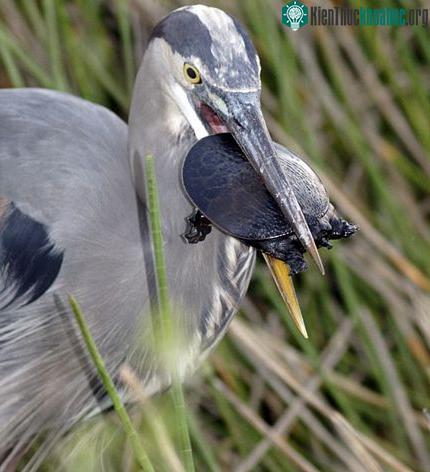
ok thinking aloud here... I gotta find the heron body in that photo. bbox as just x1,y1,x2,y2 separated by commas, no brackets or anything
0,5,354,466
0,85,253,463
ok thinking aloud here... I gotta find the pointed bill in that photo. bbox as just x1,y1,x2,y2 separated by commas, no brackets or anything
221,93,325,275
286,192,325,275
263,254,308,339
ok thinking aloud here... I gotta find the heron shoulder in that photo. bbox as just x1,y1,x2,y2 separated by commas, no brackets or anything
0,88,127,156
0,88,131,224
0,87,143,304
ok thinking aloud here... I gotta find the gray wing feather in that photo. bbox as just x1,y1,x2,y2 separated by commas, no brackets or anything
0,89,148,463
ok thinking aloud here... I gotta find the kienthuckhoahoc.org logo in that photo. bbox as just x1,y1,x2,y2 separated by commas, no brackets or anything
282,1,308,31
281,3,429,30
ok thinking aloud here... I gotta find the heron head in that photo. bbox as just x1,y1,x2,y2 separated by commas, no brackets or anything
145,5,323,273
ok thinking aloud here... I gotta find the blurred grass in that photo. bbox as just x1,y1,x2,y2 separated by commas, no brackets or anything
69,295,155,472
144,152,194,472
1,0,429,470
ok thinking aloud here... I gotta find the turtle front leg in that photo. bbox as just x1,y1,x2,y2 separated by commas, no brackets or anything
183,209,212,244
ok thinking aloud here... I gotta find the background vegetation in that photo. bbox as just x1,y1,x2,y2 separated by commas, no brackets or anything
1,0,429,470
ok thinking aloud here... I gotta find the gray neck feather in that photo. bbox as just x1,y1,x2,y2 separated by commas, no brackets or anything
126,43,255,377
128,44,197,236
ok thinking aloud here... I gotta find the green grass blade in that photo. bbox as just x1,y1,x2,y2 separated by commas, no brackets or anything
144,153,195,472
69,296,155,472
0,43,24,87
43,0,68,91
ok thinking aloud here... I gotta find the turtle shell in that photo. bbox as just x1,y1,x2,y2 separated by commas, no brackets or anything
182,133,329,242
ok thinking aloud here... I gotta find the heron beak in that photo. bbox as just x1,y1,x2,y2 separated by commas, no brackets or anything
223,93,324,275
263,254,308,338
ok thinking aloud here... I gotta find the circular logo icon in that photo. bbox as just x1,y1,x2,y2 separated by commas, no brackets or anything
282,1,308,31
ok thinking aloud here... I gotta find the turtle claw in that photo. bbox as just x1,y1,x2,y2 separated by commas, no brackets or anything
183,209,212,244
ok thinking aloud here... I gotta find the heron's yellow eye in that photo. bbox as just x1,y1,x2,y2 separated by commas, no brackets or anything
183,63,202,84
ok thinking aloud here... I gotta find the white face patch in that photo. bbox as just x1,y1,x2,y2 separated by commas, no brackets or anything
170,82,208,140
145,13,260,139
144,39,207,139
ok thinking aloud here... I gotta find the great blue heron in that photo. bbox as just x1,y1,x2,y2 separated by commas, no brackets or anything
0,4,355,467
